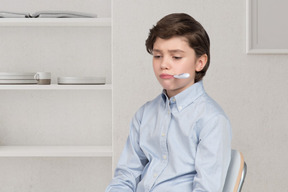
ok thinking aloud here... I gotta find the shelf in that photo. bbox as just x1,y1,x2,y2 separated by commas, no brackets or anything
0,83,112,90
0,18,111,27
0,146,112,157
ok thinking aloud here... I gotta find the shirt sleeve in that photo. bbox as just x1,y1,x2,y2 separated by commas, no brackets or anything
105,106,148,192
192,114,232,192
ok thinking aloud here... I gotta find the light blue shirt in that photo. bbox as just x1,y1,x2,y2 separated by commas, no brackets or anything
106,81,232,192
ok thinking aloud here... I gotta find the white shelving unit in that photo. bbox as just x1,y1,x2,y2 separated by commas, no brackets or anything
0,1,112,191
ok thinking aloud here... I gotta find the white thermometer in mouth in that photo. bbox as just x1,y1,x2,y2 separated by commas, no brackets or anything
173,73,190,79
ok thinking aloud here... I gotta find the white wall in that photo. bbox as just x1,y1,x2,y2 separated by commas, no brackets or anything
113,0,288,191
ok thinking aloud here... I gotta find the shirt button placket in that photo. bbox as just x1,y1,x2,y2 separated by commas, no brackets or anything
162,109,170,162
152,103,170,190
153,173,157,178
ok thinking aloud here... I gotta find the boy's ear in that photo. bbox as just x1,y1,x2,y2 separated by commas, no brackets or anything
195,54,208,72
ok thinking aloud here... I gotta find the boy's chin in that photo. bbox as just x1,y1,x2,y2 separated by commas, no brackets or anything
160,81,182,90
162,85,179,93
160,83,174,90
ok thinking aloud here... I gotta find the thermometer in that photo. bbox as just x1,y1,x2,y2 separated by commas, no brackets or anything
173,73,190,79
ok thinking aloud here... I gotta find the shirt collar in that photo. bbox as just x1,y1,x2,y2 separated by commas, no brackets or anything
161,81,205,112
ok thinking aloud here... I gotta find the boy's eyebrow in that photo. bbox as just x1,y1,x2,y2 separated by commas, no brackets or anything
152,49,162,53
168,49,185,53
152,49,185,54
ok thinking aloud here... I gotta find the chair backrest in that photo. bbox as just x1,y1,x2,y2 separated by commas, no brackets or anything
223,149,247,192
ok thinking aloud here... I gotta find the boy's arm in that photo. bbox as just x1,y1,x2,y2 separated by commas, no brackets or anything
105,107,148,192
192,114,232,192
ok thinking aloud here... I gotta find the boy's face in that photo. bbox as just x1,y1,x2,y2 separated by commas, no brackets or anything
152,36,207,98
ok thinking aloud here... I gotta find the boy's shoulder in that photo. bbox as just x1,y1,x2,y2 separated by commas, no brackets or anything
138,94,163,113
194,93,231,139
194,93,230,133
133,93,163,120
196,93,228,118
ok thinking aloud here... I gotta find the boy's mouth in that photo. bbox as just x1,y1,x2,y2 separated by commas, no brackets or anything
160,73,174,79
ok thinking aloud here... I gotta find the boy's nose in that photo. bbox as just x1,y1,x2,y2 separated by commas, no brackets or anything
160,57,170,70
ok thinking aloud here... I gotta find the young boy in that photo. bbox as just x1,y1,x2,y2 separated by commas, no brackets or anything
106,13,231,192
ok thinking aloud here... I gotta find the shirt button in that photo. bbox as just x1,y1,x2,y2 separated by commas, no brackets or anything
172,98,176,102
153,173,157,178
178,106,183,110
163,155,167,160
161,133,166,137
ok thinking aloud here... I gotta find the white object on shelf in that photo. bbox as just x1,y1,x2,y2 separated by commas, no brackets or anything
0,146,112,157
0,18,111,27
0,79,37,84
0,83,112,90
58,76,105,85
0,72,35,79
0,72,37,84
0,11,28,18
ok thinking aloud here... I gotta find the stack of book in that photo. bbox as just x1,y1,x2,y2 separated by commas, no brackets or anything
0,11,97,18
0,72,37,84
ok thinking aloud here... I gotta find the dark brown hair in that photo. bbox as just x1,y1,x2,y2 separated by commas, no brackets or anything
146,13,210,82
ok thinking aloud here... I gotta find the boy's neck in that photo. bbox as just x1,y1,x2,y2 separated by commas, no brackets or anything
165,82,196,98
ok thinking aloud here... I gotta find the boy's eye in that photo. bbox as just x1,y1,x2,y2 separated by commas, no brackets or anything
173,56,182,60
153,55,162,59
